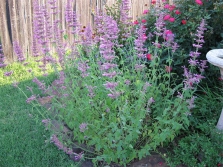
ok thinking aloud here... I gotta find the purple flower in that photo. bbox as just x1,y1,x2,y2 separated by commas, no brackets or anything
102,55,116,62
86,85,96,98
78,61,89,77
183,19,207,89
50,134,74,155
102,71,117,78
13,41,25,62
193,44,202,49
26,95,36,103
188,58,198,66
106,108,110,112
143,82,152,92
189,51,201,58
32,2,51,55
74,152,84,161
32,77,46,92
0,64,7,68
119,0,132,38
51,134,64,150
0,45,7,68
65,0,73,23
107,91,121,99
154,13,165,36
82,25,95,49
171,42,179,53
79,123,88,132
125,80,131,85
199,60,208,72
101,63,117,71
148,97,155,104
135,64,145,71
4,71,13,77
103,82,118,89
183,66,205,89
134,25,147,58
42,119,50,125
187,96,196,110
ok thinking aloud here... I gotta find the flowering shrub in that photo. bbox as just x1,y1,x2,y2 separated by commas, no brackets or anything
3,0,211,166
141,1,209,75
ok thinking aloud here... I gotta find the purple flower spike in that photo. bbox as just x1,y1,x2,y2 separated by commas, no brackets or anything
103,82,118,89
0,45,7,68
134,25,147,58
107,91,121,99
26,95,36,103
78,61,90,78
74,152,84,161
4,71,13,77
13,41,25,62
187,96,196,110
101,63,117,71
102,71,117,78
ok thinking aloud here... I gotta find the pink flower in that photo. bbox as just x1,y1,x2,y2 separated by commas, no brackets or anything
146,54,152,60
133,20,139,25
153,42,161,48
151,0,156,4
169,5,176,11
158,162,164,166
143,9,149,14
181,20,187,25
163,14,171,20
175,10,181,15
164,4,170,9
195,0,203,5
141,19,147,23
142,34,147,40
164,30,174,41
165,66,172,73
168,17,175,22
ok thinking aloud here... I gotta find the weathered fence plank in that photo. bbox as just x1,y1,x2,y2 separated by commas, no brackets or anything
0,0,13,61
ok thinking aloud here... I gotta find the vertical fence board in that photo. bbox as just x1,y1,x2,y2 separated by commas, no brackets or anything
0,0,13,62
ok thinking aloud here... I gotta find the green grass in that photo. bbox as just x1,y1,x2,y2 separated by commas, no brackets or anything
0,61,77,167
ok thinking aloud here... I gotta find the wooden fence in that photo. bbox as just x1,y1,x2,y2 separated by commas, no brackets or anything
0,0,173,62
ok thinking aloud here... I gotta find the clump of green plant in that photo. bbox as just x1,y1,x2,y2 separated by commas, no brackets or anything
163,84,223,166
166,133,223,167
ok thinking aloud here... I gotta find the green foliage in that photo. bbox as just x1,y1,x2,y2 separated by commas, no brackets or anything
164,85,223,166
0,59,54,86
166,133,223,167
189,86,223,133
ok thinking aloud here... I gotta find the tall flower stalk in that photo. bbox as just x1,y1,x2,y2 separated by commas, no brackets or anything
96,13,120,99
0,45,7,68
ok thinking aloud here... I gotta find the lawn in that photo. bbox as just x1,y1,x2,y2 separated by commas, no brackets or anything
0,62,77,167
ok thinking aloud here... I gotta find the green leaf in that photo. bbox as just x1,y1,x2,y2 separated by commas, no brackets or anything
63,34,68,40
